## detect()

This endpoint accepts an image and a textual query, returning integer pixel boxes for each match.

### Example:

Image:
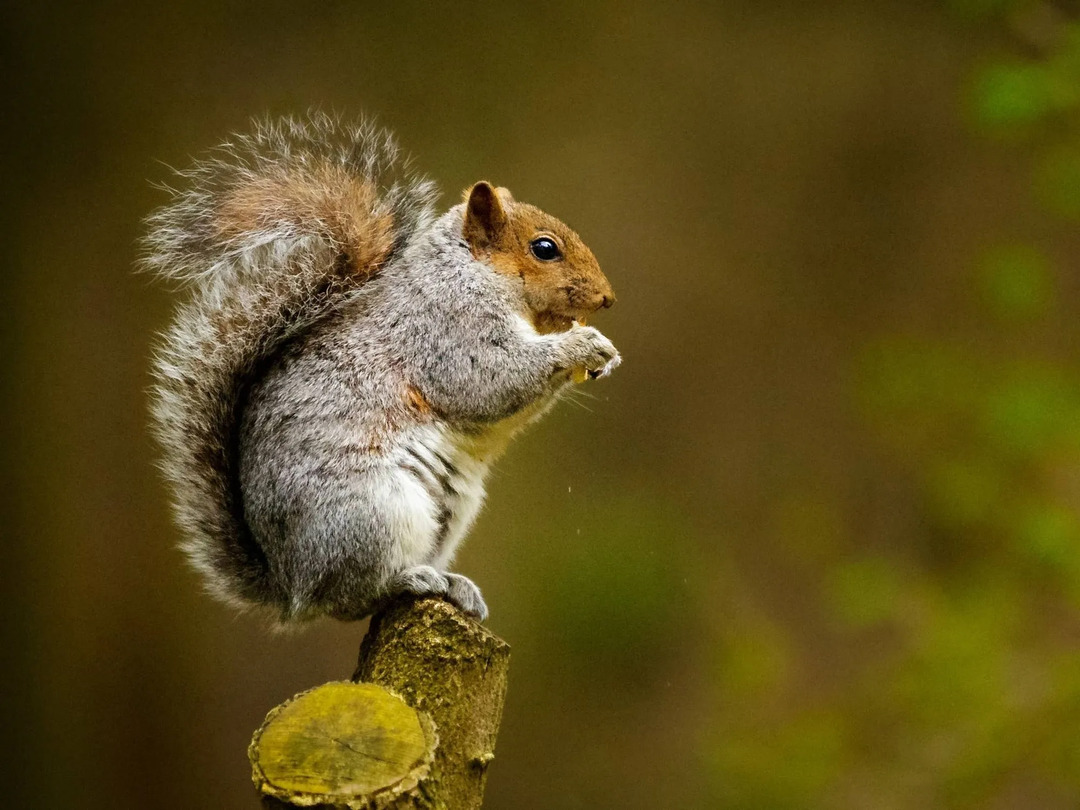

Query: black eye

[529,236,562,262]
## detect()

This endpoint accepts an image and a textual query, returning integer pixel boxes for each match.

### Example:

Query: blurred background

[7,0,1080,807]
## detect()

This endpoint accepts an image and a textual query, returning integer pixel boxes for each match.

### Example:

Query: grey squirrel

[144,113,620,623]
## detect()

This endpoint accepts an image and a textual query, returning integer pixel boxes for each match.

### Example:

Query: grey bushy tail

[143,113,438,608]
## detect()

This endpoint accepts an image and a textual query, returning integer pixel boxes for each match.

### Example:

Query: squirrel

[144,113,620,624]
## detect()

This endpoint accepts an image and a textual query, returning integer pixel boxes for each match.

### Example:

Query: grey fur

[145,113,619,623]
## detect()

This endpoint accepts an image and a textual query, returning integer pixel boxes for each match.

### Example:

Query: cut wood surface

[250,681,437,809]
[250,597,511,810]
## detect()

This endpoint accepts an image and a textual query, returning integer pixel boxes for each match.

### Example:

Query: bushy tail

[143,113,438,608]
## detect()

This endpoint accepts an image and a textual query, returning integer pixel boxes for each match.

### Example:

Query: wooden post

[249,597,511,809]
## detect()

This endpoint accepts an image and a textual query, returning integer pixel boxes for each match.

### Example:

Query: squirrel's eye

[529,237,562,262]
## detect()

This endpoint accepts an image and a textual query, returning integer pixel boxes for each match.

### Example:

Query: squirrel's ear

[463,181,508,252]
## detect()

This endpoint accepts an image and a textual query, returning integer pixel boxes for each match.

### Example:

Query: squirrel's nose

[586,290,615,312]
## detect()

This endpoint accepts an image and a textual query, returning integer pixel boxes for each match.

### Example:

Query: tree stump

[249,597,511,809]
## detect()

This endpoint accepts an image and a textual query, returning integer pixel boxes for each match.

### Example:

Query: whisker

[562,391,595,413]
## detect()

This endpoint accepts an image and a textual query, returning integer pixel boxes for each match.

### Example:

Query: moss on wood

[250,597,510,810]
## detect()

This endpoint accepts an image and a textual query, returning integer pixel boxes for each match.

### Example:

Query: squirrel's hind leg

[387,565,488,621]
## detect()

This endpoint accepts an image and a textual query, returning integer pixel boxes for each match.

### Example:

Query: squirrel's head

[461,181,615,334]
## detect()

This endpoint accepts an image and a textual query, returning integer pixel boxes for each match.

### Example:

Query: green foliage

[1036,147,1080,220]
[860,334,1080,567]
[857,338,979,426]
[982,362,1080,456]
[972,62,1057,130]
[713,613,792,698]
[978,244,1053,322]
[923,456,1003,529]
[508,7,1080,806]
[1010,498,1080,574]
[946,0,1019,20]
[825,557,903,628]
[528,495,702,676]
[888,579,1021,805]
[840,9,1080,803]
[970,24,1080,136]
[707,710,847,809]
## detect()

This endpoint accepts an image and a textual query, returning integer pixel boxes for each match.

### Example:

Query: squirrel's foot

[446,572,489,621]
[388,565,489,621]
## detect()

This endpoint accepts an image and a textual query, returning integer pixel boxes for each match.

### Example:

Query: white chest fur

[389,425,489,570]
[387,384,562,572]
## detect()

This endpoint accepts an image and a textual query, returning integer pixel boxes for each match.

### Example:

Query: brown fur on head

[461,181,615,333]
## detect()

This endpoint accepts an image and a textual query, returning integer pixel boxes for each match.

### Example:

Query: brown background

[7,1,1080,807]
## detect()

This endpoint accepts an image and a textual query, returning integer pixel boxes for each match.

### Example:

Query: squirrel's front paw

[559,324,621,382]
[388,565,488,621]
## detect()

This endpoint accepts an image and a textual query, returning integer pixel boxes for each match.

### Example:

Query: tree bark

[354,597,511,809]
[249,597,511,810]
